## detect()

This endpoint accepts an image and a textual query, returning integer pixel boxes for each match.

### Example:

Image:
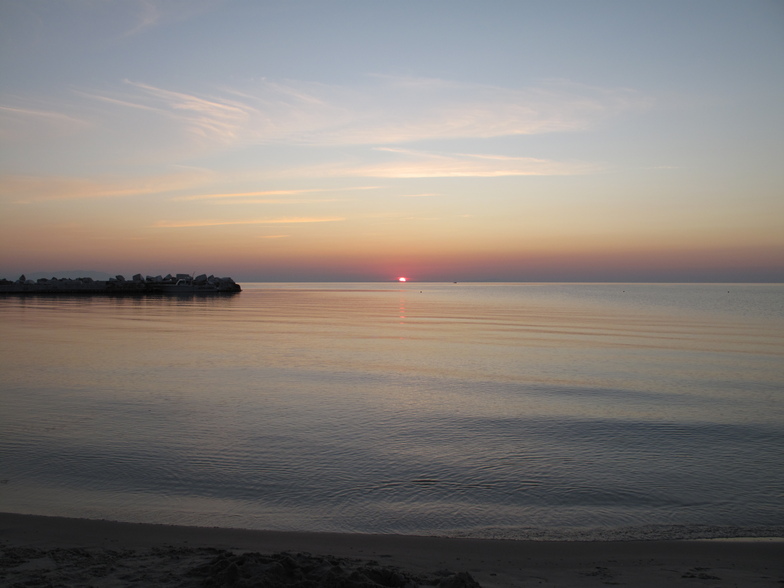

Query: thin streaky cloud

[0,103,87,140]
[460,152,552,163]
[376,147,552,164]
[2,172,214,203]
[291,149,599,179]
[258,80,330,107]
[120,0,223,38]
[77,75,648,152]
[346,163,587,179]
[127,81,248,117]
[284,76,651,145]
[73,91,164,113]
[120,0,162,38]
[0,105,86,125]
[175,189,321,202]
[211,198,348,205]
[174,185,379,202]
[152,217,345,228]
[87,80,256,145]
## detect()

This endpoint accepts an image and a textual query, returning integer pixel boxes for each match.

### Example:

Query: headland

[0,273,241,295]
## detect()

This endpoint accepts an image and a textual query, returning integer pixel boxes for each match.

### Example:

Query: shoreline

[0,272,241,295]
[2,513,782,587]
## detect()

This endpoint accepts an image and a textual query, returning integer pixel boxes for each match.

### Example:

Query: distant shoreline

[1,513,782,587]
[0,273,241,295]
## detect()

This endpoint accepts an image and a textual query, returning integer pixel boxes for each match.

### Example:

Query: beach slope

[1,513,782,587]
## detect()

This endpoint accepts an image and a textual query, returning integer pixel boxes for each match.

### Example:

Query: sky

[1,0,782,282]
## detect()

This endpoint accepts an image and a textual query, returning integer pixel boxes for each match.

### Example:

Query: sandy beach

[1,513,782,587]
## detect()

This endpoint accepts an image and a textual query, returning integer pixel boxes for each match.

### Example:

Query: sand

[1,512,782,587]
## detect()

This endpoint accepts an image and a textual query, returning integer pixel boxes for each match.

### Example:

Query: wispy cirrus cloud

[282,148,601,179]
[7,75,642,182]
[0,104,86,125]
[211,198,348,205]
[69,81,254,152]
[74,91,163,113]
[152,217,345,228]
[174,189,323,202]
[0,103,88,139]
[296,75,649,145]
[1,170,215,203]
[125,80,252,145]
[78,76,650,150]
[118,0,224,38]
[173,185,379,202]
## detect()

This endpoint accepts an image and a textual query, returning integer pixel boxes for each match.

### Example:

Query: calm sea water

[1,283,783,540]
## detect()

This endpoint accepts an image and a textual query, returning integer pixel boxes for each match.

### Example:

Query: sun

[398,277,407,282]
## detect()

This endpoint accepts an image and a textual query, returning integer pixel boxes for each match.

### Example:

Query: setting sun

[398,277,407,282]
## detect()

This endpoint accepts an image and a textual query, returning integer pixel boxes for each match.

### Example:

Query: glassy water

[1,283,783,540]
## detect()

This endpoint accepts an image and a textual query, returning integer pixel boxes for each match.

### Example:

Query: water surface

[1,283,782,540]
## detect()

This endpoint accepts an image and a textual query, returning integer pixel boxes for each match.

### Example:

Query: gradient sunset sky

[1,1,782,282]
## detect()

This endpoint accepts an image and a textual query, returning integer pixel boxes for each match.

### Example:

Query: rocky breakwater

[0,273,241,295]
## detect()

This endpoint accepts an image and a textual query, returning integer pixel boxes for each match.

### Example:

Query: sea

[1,282,783,541]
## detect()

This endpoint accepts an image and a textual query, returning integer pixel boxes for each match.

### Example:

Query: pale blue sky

[1,1,782,281]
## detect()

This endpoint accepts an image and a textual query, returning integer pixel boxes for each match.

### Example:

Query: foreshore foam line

[448,524,784,542]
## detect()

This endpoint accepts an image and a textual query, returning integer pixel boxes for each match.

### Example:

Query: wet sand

[1,512,782,587]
